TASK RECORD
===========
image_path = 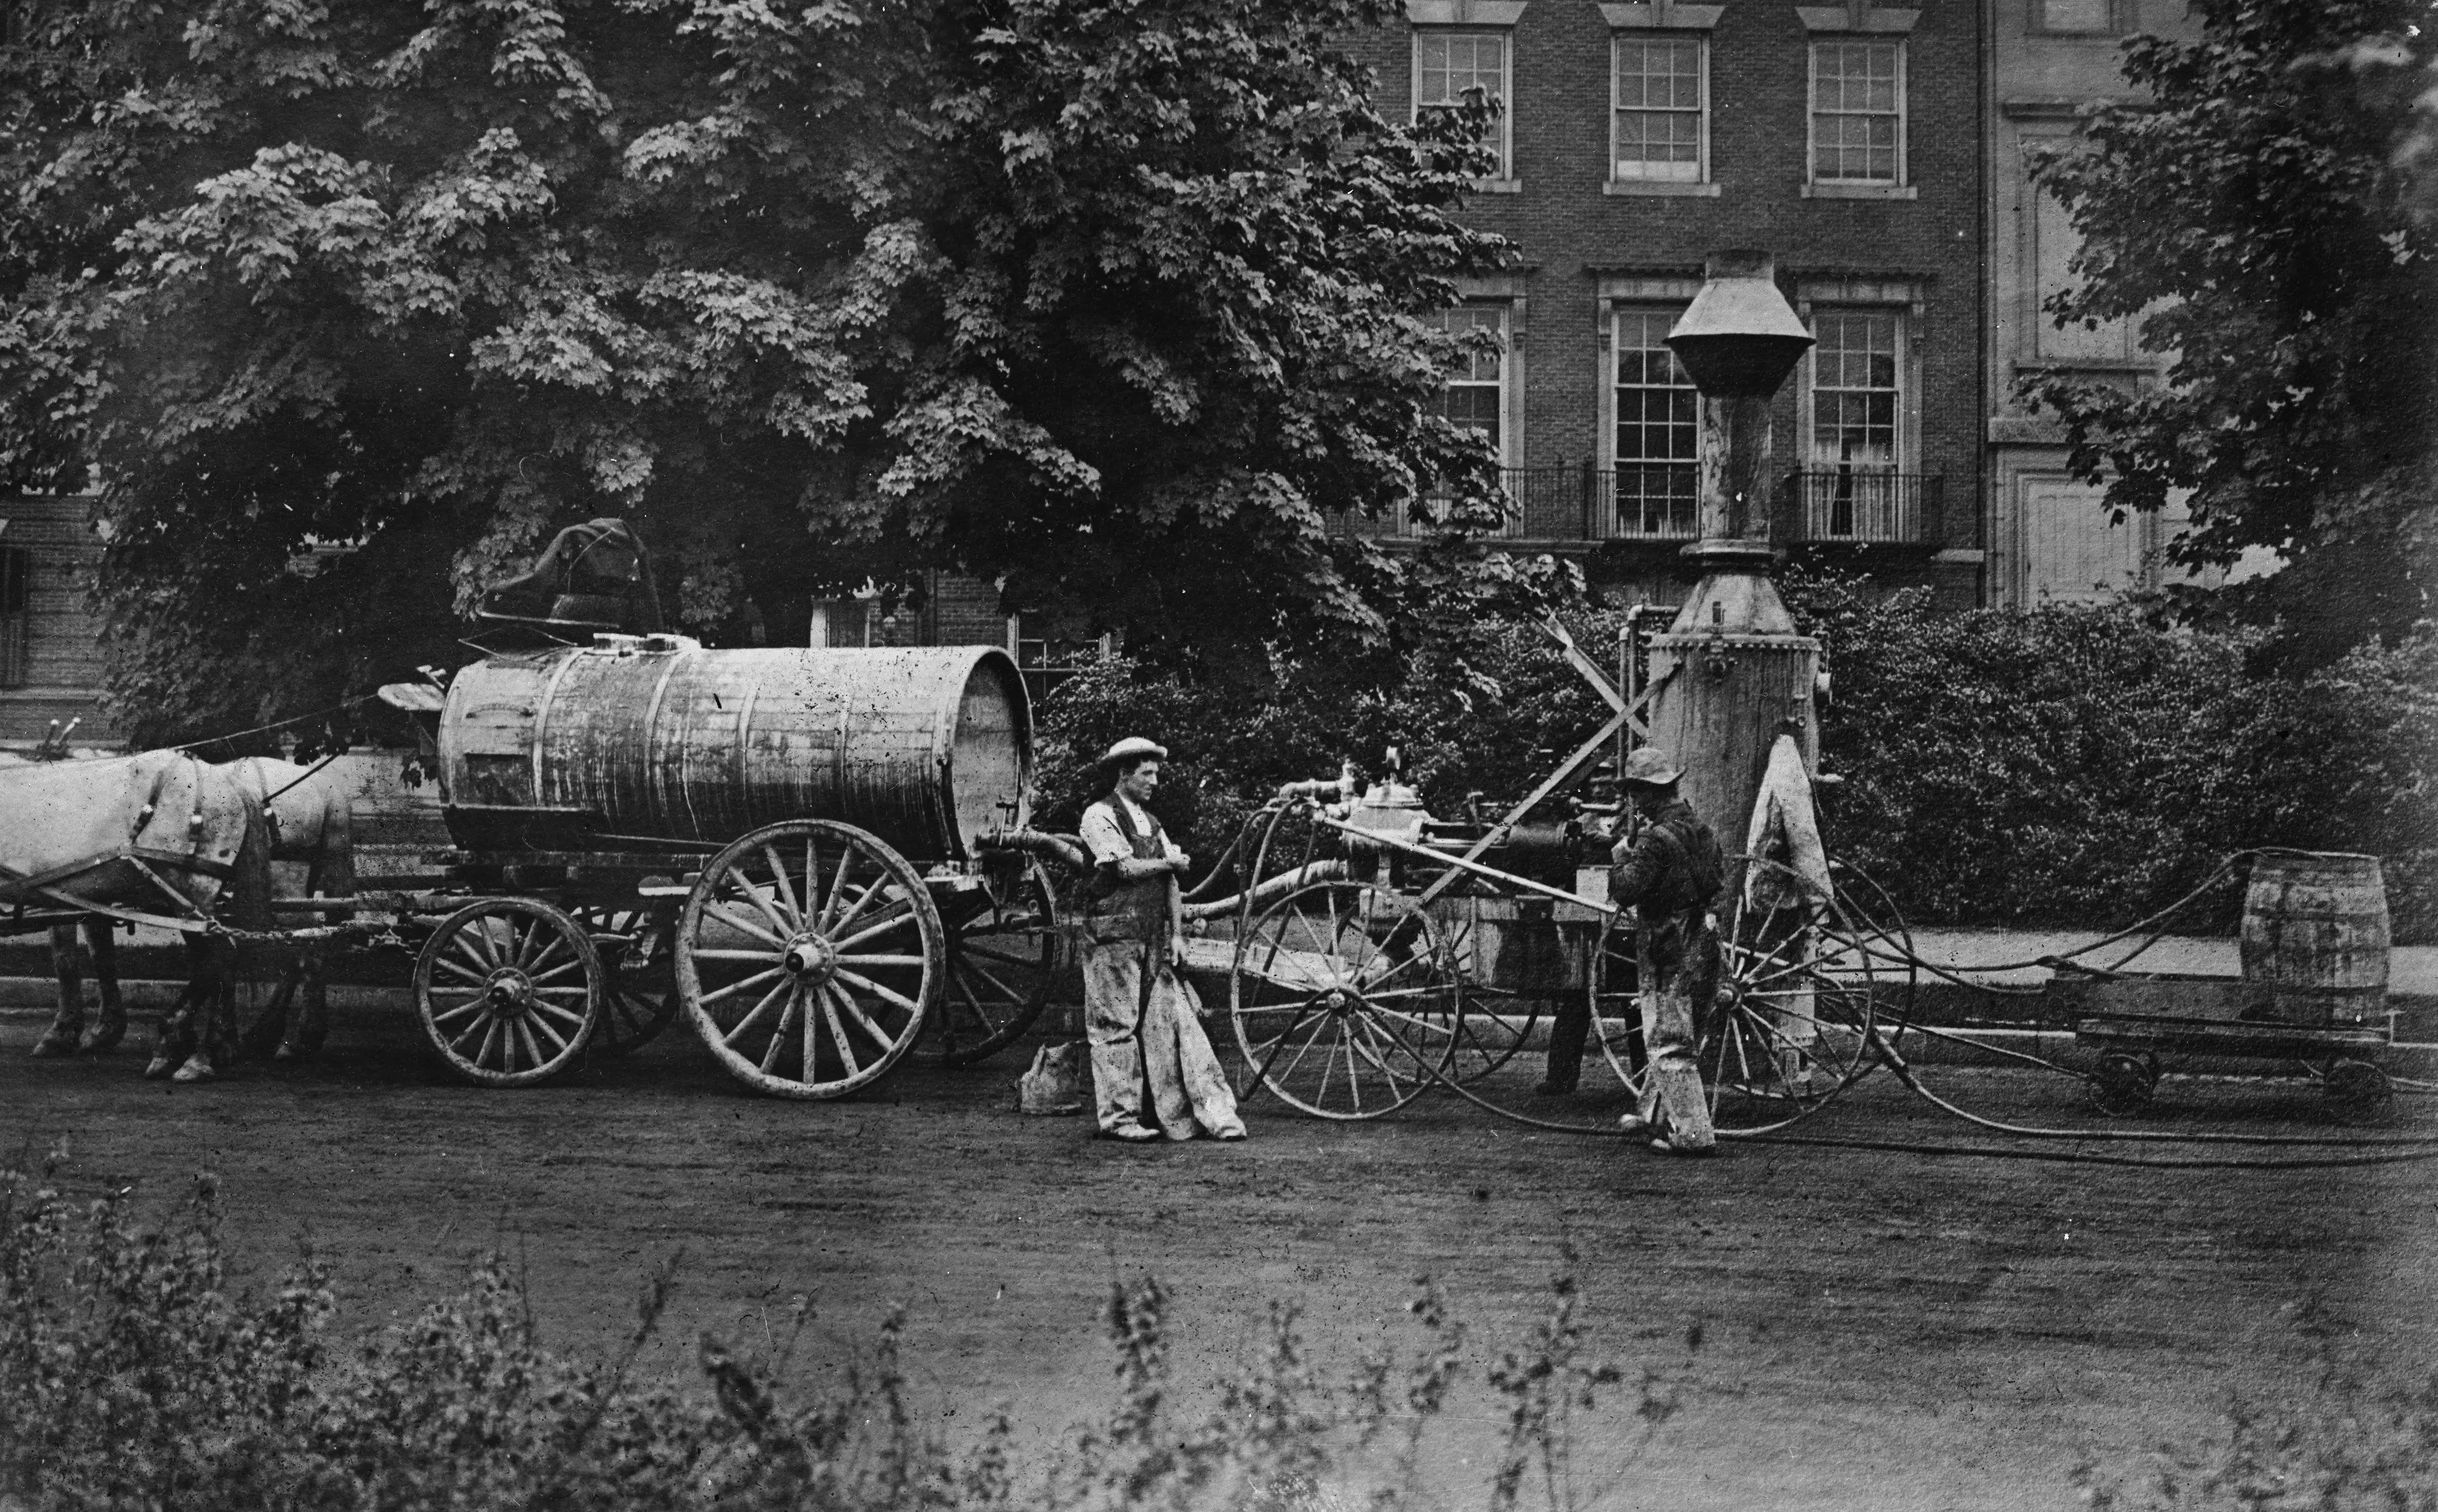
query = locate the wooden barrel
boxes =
[2239,851,2390,1027]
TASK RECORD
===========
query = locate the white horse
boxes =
[2,749,274,1080]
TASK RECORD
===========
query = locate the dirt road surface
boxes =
[5,1003,2433,1512]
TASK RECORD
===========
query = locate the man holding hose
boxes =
[1078,737,1247,1143]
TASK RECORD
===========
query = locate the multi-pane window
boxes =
[1612,310,1699,537]
[1414,31,1509,177]
[1808,312,1905,538]
[0,545,29,688]
[1810,41,1903,184]
[1437,306,1507,459]
[1612,37,1704,182]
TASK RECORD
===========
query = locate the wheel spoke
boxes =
[831,906,915,953]
[819,849,858,929]
[831,968,919,1015]
[706,904,787,950]
[958,941,1047,970]
[724,979,793,1048]
[731,874,794,940]
[429,997,484,1028]
[701,966,785,1006]
[835,953,927,968]
[527,957,585,987]
[435,957,488,987]
[694,947,785,963]
[821,988,859,1078]
[760,989,800,1074]
[763,845,802,925]
[953,955,1026,1004]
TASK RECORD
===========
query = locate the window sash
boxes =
[1436,305,1507,460]
[1809,311,1902,468]
[1414,29,1510,176]
[1810,40,1903,184]
[1612,37,1704,182]
[1611,308,1699,536]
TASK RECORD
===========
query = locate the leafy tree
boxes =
[2022,0,2438,664]
[0,0,1509,743]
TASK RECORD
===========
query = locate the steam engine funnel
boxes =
[1663,254,1814,398]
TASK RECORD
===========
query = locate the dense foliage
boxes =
[1037,580,2438,939]
[0,0,1511,744]
[0,1148,1675,1512]
[2024,0,2438,663]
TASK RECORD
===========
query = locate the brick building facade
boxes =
[0,495,119,749]
[1354,0,1987,607]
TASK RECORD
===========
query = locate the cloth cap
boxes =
[1617,747,1683,787]
[1099,736,1169,767]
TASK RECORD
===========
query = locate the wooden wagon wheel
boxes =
[1586,856,1879,1134]
[909,858,1058,1067]
[1230,880,1463,1120]
[676,819,943,1100]
[414,898,603,1087]
[575,905,682,1058]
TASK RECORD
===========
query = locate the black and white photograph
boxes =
[0,1,2431,1506]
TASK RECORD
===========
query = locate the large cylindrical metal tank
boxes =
[439,640,1031,861]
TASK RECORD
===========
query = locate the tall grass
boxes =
[0,1149,1688,1512]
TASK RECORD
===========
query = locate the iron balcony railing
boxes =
[1786,468,1940,545]
[1345,465,1939,545]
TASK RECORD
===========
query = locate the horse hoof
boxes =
[29,1032,80,1059]
[273,1043,296,1062]
[171,1057,216,1083]
[80,1027,124,1055]
[143,1055,175,1079]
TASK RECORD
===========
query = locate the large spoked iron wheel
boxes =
[414,898,603,1087]
[676,819,943,1099]
[1588,856,1879,1134]
[576,905,681,1058]
[1230,881,1463,1120]
[910,859,1058,1066]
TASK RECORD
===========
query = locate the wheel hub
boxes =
[782,933,839,985]
[484,969,535,1019]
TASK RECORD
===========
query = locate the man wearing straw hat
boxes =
[1077,737,1247,1142]
[1605,745,1722,1155]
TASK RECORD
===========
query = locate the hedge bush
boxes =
[1034,582,2438,942]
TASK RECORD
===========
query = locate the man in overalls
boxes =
[1607,746,1722,1155]
[1078,738,1247,1142]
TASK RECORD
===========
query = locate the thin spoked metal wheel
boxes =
[576,904,681,1058]
[676,819,942,1100]
[910,859,1058,1066]
[414,898,603,1087]
[1702,857,1880,1133]
[1230,880,1462,1120]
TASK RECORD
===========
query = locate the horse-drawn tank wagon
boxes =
[414,633,1058,1097]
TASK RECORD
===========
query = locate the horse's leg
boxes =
[276,951,327,1062]
[241,959,300,1060]
[146,972,197,1080]
[29,923,86,1058]
[81,919,124,1053]
[172,939,231,1082]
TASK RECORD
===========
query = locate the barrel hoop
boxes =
[730,671,760,837]
[640,651,685,837]
[530,650,585,808]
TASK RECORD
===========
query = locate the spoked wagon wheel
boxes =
[1585,857,1879,1134]
[576,905,681,1058]
[910,859,1058,1066]
[1231,880,1463,1120]
[414,898,603,1087]
[676,819,943,1099]
[1702,857,1880,1133]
